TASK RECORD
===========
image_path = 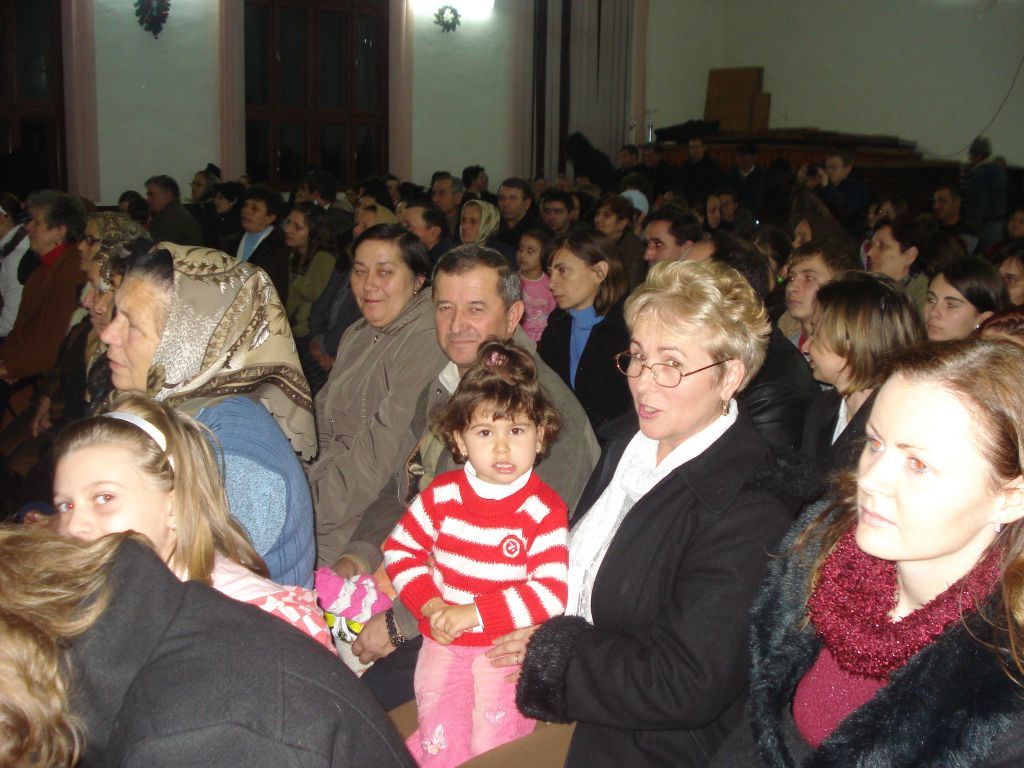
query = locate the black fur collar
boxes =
[748,504,1024,767]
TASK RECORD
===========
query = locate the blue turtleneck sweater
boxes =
[568,305,604,389]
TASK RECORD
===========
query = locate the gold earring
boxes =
[721,400,730,416]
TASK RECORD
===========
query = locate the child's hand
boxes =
[430,603,479,639]
[420,597,453,643]
[420,597,445,618]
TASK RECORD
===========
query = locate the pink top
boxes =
[211,556,337,654]
[792,645,886,748]
[520,273,556,342]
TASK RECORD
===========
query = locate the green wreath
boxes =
[434,5,461,33]
[135,0,171,38]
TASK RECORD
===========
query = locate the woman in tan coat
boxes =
[309,224,448,570]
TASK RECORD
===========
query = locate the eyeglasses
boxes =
[613,351,731,388]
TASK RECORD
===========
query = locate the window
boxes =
[0,0,65,195]
[245,0,388,189]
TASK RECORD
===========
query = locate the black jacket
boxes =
[222,227,292,304]
[149,199,204,246]
[538,297,633,432]
[72,540,414,768]
[710,504,1024,768]
[738,327,819,452]
[517,410,793,767]
[800,389,876,486]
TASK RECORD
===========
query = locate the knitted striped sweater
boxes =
[384,469,569,646]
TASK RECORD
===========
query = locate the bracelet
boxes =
[385,608,406,649]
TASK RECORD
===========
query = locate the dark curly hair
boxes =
[431,340,561,463]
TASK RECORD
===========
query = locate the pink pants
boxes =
[406,637,536,767]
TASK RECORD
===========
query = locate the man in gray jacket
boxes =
[339,245,600,708]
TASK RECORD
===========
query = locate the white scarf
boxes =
[464,460,533,500]
[566,401,737,621]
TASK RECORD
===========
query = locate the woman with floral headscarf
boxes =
[100,242,317,588]
[459,199,515,264]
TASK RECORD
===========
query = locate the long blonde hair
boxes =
[52,393,267,584]
[0,528,130,767]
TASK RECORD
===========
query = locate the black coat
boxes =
[517,410,793,767]
[710,504,1024,768]
[72,540,414,768]
[738,327,820,453]
[800,389,876,484]
[222,227,292,305]
[538,298,633,432]
[149,199,204,246]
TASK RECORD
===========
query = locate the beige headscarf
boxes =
[89,212,150,290]
[90,212,149,255]
[367,203,398,226]
[462,199,501,245]
[148,243,317,459]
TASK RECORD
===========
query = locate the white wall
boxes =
[644,0,722,133]
[92,0,220,204]
[408,1,510,186]
[720,0,1024,165]
[644,0,1024,166]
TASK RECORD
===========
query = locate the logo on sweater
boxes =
[500,535,523,559]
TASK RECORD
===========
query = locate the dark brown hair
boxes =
[790,236,860,274]
[549,229,628,315]
[432,340,561,462]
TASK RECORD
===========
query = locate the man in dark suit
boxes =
[723,142,764,218]
[146,174,203,246]
[676,136,723,199]
[816,150,869,237]
[221,184,291,303]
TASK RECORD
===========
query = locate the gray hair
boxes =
[432,244,522,308]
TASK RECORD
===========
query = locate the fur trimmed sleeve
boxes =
[515,615,592,723]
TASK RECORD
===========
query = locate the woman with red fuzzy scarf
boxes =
[712,339,1024,768]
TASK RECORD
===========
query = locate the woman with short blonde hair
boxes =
[626,258,770,390]
[493,259,793,766]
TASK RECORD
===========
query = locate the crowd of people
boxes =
[1,133,1024,767]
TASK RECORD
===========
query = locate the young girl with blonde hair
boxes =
[53,392,333,650]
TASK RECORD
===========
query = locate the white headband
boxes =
[103,412,172,466]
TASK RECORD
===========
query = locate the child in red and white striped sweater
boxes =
[384,341,568,767]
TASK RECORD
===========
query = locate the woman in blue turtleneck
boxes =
[538,229,632,432]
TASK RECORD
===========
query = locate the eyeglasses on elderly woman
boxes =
[613,351,731,388]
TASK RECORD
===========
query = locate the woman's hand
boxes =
[331,556,363,580]
[486,625,540,681]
